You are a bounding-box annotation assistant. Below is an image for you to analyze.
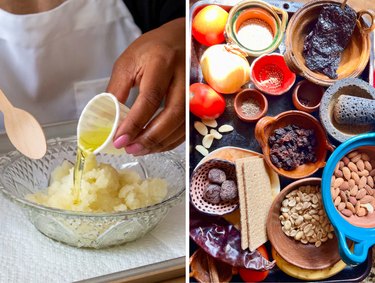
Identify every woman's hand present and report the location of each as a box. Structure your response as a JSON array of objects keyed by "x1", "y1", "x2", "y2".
[{"x1": 107, "y1": 17, "x2": 185, "y2": 156}]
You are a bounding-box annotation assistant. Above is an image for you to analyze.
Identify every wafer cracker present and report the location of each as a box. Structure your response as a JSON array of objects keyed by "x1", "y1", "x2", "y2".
[
  {"x1": 235, "y1": 156, "x2": 260, "y2": 250},
  {"x1": 243, "y1": 157, "x2": 273, "y2": 251}
]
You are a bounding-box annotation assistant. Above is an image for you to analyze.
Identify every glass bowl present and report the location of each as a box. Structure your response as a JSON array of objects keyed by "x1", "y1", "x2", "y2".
[{"x1": 0, "y1": 137, "x2": 185, "y2": 248}]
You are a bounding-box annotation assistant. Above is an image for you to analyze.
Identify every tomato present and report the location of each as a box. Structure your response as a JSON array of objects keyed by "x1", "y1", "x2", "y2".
[
  {"x1": 238, "y1": 245, "x2": 270, "y2": 282},
  {"x1": 192, "y1": 5, "x2": 228, "y2": 46},
  {"x1": 190, "y1": 83, "x2": 226, "y2": 119}
]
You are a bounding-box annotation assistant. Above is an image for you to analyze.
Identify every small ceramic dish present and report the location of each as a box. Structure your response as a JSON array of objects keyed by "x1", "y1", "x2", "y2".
[
  {"x1": 292, "y1": 80, "x2": 325, "y2": 113},
  {"x1": 267, "y1": 178, "x2": 343, "y2": 270},
  {"x1": 322, "y1": 133, "x2": 375, "y2": 265},
  {"x1": 225, "y1": 0, "x2": 288, "y2": 57},
  {"x1": 255, "y1": 110, "x2": 333, "y2": 179},
  {"x1": 190, "y1": 159, "x2": 238, "y2": 215},
  {"x1": 234, "y1": 88, "x2": 268, "y2": 122},
  {"x1": 250, "y1": 53, "x2": 296, "y2": 96}
]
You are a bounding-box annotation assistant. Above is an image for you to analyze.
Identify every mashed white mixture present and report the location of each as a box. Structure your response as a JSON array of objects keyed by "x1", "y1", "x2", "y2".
[{"x1": 27, "y1": 154, "x2": 168, "y2": 212}]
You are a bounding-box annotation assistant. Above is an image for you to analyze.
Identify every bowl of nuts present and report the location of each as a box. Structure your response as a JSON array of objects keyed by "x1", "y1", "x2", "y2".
[
  {"x1": 322, "y1": 132, "x2": 375, "y2": 265},
  {"x1": 190, "y1": 159, "x2": 239, "y2": 215},
  {"x1": 267, "y1": 177, "x2": 343, "y2": 271}
]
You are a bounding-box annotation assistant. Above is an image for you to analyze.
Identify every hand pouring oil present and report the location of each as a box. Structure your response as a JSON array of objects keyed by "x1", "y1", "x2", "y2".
[{"x1": 73, "y1": 127, "x2": 113, "y2": 204}]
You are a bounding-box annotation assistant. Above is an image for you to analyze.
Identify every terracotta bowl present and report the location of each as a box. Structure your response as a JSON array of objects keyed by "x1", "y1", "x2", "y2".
[
  {"x1": 190, "y1": 159, "x2": 238, "y2": 215},
  {"x1": 284, "y1": 0, "x2": 375, "y2": 86},
  {"x1": 255, "y1": 110, "x2": 333, "y2": 179},
  {"x1": 250, "y1": 53, "x2": 296, "y2": 96},
  {"x1": 292, "y1": 80, "x2": 325, "y2": 113},
  {"x1": 267, "y1": 178, "x2": 343, "y2": 270},
  {"x1": 234, "y1": 88, "x2": 268, "y2": 122}
]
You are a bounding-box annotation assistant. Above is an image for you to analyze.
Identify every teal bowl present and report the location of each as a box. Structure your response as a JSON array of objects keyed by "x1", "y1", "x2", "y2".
[{"x1": 322, "y1": 133, "x2": 375, "y2": 265}]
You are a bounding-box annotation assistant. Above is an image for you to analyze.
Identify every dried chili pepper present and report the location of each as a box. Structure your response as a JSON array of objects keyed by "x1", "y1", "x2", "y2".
[
  {"x1": 190, "y1": 205, "x2": 275, "y2": 270},
  {"x1": 303, "y1": 4, "x2": 356, "y2": 79}
]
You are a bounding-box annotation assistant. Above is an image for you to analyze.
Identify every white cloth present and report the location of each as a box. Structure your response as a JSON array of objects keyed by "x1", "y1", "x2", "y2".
[
  {"x1": 0, "y1": 197, "x2": 185, "y2": 283},
  {"x1": 0, "y1": 0, "x2": 141, "y2": 129}
]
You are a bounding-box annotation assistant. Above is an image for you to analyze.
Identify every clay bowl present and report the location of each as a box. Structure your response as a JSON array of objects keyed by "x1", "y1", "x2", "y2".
[
  {"x1": 284, "y1": 0, "x2": 375, "y2": 86},
  {"x1": 255, "y1": 110, "x2": 333, "y2": 179},
  {"x1": 322, "y1": 133, "x2": 375, "y2": 264},
  {"x1": 190, "y1": 159, "x2": 238, "y2": 215},
  {"x1": 319, "y1": 78, "x2": 375, "y2": 143},
  {"x1": 234, "y1": 88, "x2": 268, "y2": 122},
  {"x1": 267, "y1": 177, "x2": 343, "y2": 270},
  {"x1": 250, "y1": 53, "x2": 296, "y2": 96},
  {"x1": 292, "y1": 80, "x2": 325, "y2": 113}
]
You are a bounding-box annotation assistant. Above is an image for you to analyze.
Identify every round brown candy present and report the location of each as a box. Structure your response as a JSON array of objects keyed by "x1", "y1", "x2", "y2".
[
  {"x1": 203, "y1": 184, "x2": 221, "y2": 204},
  {"x1": 208, "y1": 168, "x2": 226, "y2": 184},
  {"x1": 220, "y1": 180, "x2": 238, "y2": 202}
]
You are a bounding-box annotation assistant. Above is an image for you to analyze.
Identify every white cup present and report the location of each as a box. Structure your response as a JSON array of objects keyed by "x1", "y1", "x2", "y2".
[{"x1": 77, "y1": 92, "x2": 129, "y2": 155}]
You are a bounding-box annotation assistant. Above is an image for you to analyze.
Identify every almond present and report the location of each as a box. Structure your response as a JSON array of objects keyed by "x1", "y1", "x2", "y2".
[
  {"x1": 356, "y1": 160, "x2": 364, "y2": 171},
  {"x1": 343, "y1": 157, "x2": 350, "y2": 165},
  {"x1": 210, "y1": 129, "x2": 222, "y2": 140},
  {"x1": 195, "y1": 145, "x2": 208, "y2": 156},
  {"x1": 356, "y1": 188, "x2": 367, "y2": 200},
  {"x1": 367, "y1": 176, "x2": 374, "y2": 188},
  {"x1": 194, "y1": 121, "x2": 208, "y2": 136},
  {"x1": 359, "y1": 195, "x2": 374, "y2": 204},
  {"x1": 218, "y1": 124, "x2": 233, "y2": 133},
  {"x1": 361, "y1": 153, "x2": 370, "y2": 161},
  {"x1": 364, "y1": 161, "x2": 372, "y2": 171},
  {"x1": 347, "y1": 151, "x2": 359, "y2": 159},
  {"x1": 352, "y1": 172, "x2": 360, "y2": 184},
  {"x1": 334, "y1": 196, "x2": 341, "y2": 206},
  {"x1": 335, "y1": 169, "x2": 343, "y2": 178},
  {"x1": 358, "y1": 170, "x2": 369, "y2": 177},
  {"x1": 349, "y1": 196, "x2": 357, "y2": 206},
  {"x1": 339, "y1": 161, "x2": 345, "y2": 169},
  {"x1": 359, "y1": 176, "x2": 367, "y2": 189},
  {"x1": 341, "y1": 209, "x2": 353, "y2": 217},
  {"x1": 370, "y1": 169, "x2": 375, "y2": 177},
  {"x1": 333, "y1": 177, "x2": 344, "y2": 188},
  {"x1": 337, "y1": 202, "x2": 346, "y2": 211},
  {"x1": 364, "y1": 185, "x2": 374, "y2": 196},
  {"x1": 350, "y1": 185, "x2": 358, "y2": 196},
  {"x1": 202, "y1": 134, "x2": 214, "y2": 149},
  {"x1": 201, "y1": 119, "x2": 218, "y2": 128},
  {"x1": 351, "y1": 154, "x2": 362, "y2": 163},
  {"x1": 342, "y1": 167, "x2": 351, "y2": 181},
  {"x1": 348, "y1": 179, "x2": 356, "y2": 188},
  {"x1": 348, "y1": 162, "x2": 358, "y2": 172},
  {"x1": 339, "y1": 181, "x2": 350, "y2": 191},
  {"x1": 346, "y1": 202, "x2": 356, "y2": 213},
  {"x1": 340, "y1": 191, "x2": 347, "y2": 203}
]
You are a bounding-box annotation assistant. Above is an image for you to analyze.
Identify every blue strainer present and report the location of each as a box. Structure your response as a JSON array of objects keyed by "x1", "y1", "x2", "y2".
[{"x1": 322, "y1": 132, "x2": 375, "y2": 265}]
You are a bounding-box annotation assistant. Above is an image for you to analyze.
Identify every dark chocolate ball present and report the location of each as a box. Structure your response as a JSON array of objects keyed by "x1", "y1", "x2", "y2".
[
  {"x1": 208, "y1": 168, "x2": 226, "y2": 184},
  {"x1": 203, "y1": 184, "x2": 221, "y2": 204},
  {"x1": 220, "y1": 180, "x2": 238, "y2": 202}
]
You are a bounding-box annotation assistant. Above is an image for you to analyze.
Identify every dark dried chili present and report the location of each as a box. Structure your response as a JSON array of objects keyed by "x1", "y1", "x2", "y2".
[
  {"x1": 190, "y1": 205, "x2": 275, "y2": 271},
  {"x1": 303, "y1": 4, "x2": 356, "y2": 79}
]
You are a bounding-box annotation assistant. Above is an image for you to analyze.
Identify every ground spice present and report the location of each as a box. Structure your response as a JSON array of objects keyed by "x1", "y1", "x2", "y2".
[{"x1": 241, "y1": 98, "x2": 260, "y2": 117}]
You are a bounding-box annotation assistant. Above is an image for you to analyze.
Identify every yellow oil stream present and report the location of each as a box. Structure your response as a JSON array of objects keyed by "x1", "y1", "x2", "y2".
[{"x1": 72, "y1": 127, "x2": 112, "y2": 204}]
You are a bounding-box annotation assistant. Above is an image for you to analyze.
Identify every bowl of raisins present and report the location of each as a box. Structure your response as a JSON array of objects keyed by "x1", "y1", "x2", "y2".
[{"x1": 255, "y1": 110, "x2": 334, "y2": 179}]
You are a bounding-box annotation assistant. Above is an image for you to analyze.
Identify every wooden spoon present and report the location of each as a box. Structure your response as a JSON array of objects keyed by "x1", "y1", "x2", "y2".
[{"x1": 0, "y1": 89, "x2": 46, "y2": 159}]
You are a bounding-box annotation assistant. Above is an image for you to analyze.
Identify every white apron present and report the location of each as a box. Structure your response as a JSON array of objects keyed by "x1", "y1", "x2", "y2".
[{"x1": 0, "y1": 0, "x2": 141, "y2": 130}]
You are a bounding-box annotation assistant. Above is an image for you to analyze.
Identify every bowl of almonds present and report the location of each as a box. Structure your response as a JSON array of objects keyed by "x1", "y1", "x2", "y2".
[
  {"x1": 267, "y1": 177, "x2": 344, "y2": 271},
  {"x1": 322, "y1": 132, "x2": 375, "y2": 265}
]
